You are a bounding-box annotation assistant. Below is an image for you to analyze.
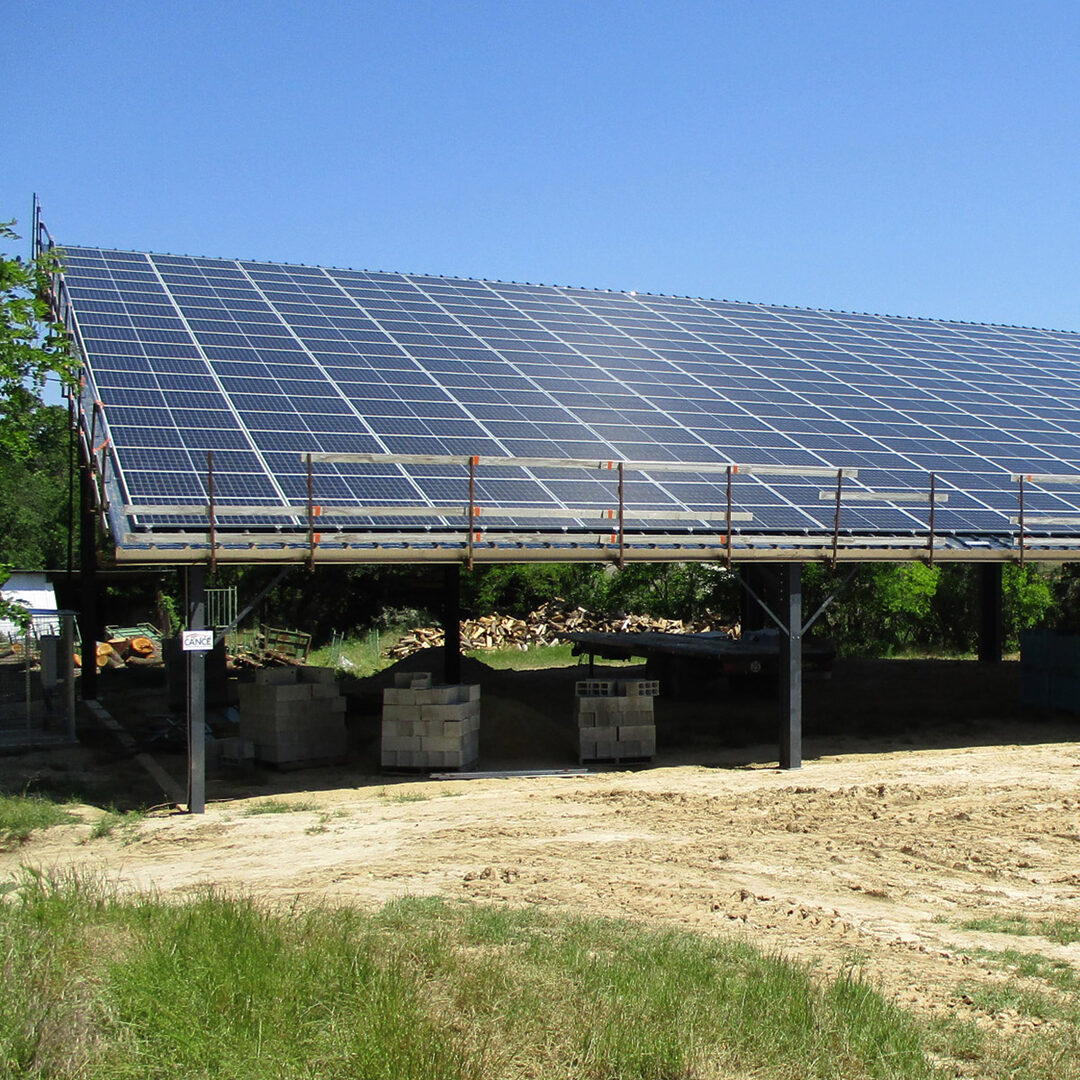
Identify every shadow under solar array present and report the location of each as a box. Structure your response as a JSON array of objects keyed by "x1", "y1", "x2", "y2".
[{"x1": 57, "y1": 245, "x2": 1080, "y2": 558}]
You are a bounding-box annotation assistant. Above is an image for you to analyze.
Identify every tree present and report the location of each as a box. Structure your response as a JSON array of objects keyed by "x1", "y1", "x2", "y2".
[{"x1": 0, "y1": 218, "x2": 76, "y2": 629}]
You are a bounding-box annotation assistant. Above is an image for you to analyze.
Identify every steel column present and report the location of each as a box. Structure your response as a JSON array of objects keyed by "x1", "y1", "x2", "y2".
[
  {"x1": 779, "y1": 562, "x2": 803, "y2": 770},
  {"x1": 60, "y1": 613, "x2": 77, "y2": 740},
  {"x1": 186, "y1": 564, "x2": 207, "y2": 814},
  {"x1": 78, "y1": 459, "x2": 98, "y2": 701},
  {"x1": 443, "y1": 563, "x2": 462, "y2": 685},
  {"x1": 977, "y1": 563, "x2": 1004, "y2": 664}
]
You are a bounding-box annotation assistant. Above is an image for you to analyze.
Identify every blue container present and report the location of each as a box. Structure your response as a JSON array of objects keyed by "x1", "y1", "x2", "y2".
[
  {"x1": 1050, "y1": 673, "x2": 1080, "y2": 714},
  {"x1": 1020, "y1": 669, "x2": 1051, "y2": 709}
]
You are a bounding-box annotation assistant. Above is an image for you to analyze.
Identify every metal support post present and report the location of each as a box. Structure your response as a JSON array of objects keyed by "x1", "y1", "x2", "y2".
[
  {"x1": 779, "y1": 563, "x2": 803, "y2": 770},
  {"x1": 977, "y1": 563, "x2": 1004, "y2": 664},
  {"x1": 61, "y1": 613, "x2": 77, "y2": 740},
  {"x1": 186, "y1": 564, "x2": 207, "y2": 814},
  {"x1": 78, "y1": 459, "x2": 98, "y2": 701},
  {"x1": 443, "y1": 563, "x2": 462, "y2": 686}
]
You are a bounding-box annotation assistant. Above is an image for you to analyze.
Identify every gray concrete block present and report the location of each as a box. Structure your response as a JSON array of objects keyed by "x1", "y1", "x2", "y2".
[
  {"x1": 394, "y1": 671, "x2": 432, "y2": 689},
  {"x1": 382, "y1": 703, "x2": 422, "y2": 724},
  {"x1": 382, "y1": 734, "x2": 421, "y2": 752},
  {"x1": 254, "y1": 668, "x2": 299, "y2": 686},
  {"x1": 298, "y1": 666, "x2": 337, "y2": 685}
]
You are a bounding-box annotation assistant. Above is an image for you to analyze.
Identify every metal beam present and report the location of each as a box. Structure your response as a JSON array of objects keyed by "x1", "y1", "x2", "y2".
[
  {"x1": 779, "y1": 563, "x2": 803, "y2": 770},
  {"x1": 186, "y1": 565, "x2": 206, "y2": 814},
  {"x1": 79, "y1": 457, "x2": 98, "y2": 701}
]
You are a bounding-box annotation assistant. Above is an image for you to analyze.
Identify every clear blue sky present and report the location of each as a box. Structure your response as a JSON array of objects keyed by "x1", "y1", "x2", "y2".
[{"x1": 5, "y1": 0, "x2": 1080, "y2": 331}]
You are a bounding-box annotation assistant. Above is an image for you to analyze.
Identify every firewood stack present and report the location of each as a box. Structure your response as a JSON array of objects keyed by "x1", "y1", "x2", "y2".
[{"x1": 385, "y1": 601, "x2": 735, "y2": 659}]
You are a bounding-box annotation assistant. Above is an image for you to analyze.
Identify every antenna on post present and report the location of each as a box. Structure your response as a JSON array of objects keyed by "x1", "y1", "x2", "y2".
[{"x1": 31, "y1": 194, "x2": 41, "y2": 259}]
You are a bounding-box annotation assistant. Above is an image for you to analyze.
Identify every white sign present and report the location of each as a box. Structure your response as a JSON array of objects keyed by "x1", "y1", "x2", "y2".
[{"x1": 181, "y1": 630, "x2": 215, "y2": 652}]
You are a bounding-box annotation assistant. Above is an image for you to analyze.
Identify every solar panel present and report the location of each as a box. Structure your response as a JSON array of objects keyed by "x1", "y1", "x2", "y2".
[{"x1": 55, "y1": 245, "x2": 1080, "y2": 562}]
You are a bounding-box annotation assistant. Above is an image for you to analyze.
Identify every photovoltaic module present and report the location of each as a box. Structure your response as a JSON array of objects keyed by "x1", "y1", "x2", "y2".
[{"x1": 56, "y1": 245, "x2": 1080, "y2": 562}]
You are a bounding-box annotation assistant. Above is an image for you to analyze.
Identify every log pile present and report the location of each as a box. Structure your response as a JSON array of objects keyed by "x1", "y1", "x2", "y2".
[
  {"x1": 385, "y1": 601, "x2": 735, "y2": 660},
  {"x1": 76, "y1": 633, "x2": 162, "y2": 670},
  {"x1": 229, "y1": 646, "x2": 303, "y2": 670}
]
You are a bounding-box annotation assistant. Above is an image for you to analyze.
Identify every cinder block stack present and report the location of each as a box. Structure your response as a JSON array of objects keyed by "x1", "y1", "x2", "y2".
[
  {"x1": 381, "y1": 671, "x2": 480, "y2": 770},
  {"x1": 238, "y1": 665, "x2": 347, "y2": 767},
  {"x1": 576, "y1": 678, "x2": 659, "y2": 763}
]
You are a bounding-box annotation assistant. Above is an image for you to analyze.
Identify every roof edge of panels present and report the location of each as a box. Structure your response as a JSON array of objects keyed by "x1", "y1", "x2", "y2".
[
  {"x1": 105, "y1": 534, "x2": 1080, "y2": 566},
  {"x1": 59, "y1": 244, "x2": 1080, "y2": 337}
]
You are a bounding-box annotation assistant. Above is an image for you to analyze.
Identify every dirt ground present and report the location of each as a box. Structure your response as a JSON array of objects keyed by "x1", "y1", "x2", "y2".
[{"x1": 4, "y1": 655, "x2": 1080, "y2": 1039}]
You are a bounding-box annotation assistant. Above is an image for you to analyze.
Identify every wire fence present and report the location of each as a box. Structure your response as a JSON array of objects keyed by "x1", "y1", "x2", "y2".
[{"x1": 0, "y1": 612, "x2": 79, "y2": 749}]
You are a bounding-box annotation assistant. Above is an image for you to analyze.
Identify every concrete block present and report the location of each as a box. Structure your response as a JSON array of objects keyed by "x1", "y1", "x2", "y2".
[
  {"x1": 219, "y1": 736, "x2": 255, "y2": 762},
  {"x1": 254, "y1": 668, "x2": 299, "y2": 686},
  {"x1": 580, "y1": 738, "x2": 620, "y2": 760},
  {"x1": 421, "y1": 702, "x2": 471, "y2": 723},
  {"x1": 381, "y1": 719, "x2": 419, "y2": 738},
  {"x1": 443, "y1": 748, "x2": 477, "y2": 768},
  {"x1": 382, "y1": 703, "x2": 421, "y2": 724},
  {"x1": 576, "y1": 679, "x2": 614, "y2": 697},
  {"x1": 618, "y1": 724, "x2": 655, "y2": 742},
  {"x1": 620, "y1": 679, "x2": 660, "y2": 698},
  {"x1": 416, "y1": 685, "x2": 464, "y2": 704},
  {"x1": 381, "y1": 734, "x2": 421, "y2": 752},
  {"x1": 257, "y1": 683, "x2": 313, "y2": 703},
  {"x1": 421, "y1": 735, "x2": 460, "y2": 753},
  {"x1": 298, "y1": 665, "x2": 337, "y2": 685},
  {"x1": 442, "y1": 718, "x2": 480, "y2": 738},
  {"x1": 394, "y1": 671, "x2": 432, "y2": 689}
]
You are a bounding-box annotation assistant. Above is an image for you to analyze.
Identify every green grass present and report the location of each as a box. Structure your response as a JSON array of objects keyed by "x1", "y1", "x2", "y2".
[
  {"x1": 88, "y1": 807, "x2": 147, "y2": 843},
  {"x1": 307, "y1": 626, "x2": 404, "y2": 677},
  {"x1": 967, "y1": 946, "x2": 1080, "y2": 994},
  {"x1": 308, "y1": 630, "x2": 639, "y2": 675},
  {"x1": 0, "y1": 792, "x2": 79, "y2": 848},
  {"x1": 958, "y1": 913, "x2": 1080, "y2": 947},
  {"x1": 377, "y1": 787, "x2": 430, "y2": 803},
  {"x1": 239, "y1": 798, "x2": 319, "y2": 816},
  {"x1": 0, "y1": 874, "x2": 949, "y2": 1080}
]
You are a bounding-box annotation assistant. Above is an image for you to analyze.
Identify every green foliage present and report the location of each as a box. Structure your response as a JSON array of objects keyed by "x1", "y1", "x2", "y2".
[
  {"x1": 461, "y1": 563, "x2": 599, "y2": 616},
  {"x1": 1, "y1": 220, "x2": 75, "y2": 459},
  {"x1": 1050, "y1": 564, "x2": 1080, "y2": 634},
  {"x1": 1002, "y1": 563, "x2": 1054, "y2": 643},
  {"x1": 1, "y1": 219, "x2": 76, "y2": 629},
  {"x1": 461, "y1": 562, "x2": 739, "y2": 622},
  {"x1": 210, "y1": 564, "x2": 434, "y2": 645},
  {"x1": 0, "y1": 403, "x2": 73, "y2": 570},
  {"x1": 805, "y1": 563, "x2": 1054, "y2": 656}
]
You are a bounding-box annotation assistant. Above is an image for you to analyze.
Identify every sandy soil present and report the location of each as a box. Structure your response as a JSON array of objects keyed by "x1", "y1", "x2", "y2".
[{"x1": 4, "y1": 657, "x2": 1080, "y2": 1040}]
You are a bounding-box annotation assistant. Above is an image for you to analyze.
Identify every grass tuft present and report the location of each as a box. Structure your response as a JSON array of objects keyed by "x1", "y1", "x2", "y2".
[
  {"x1": 88, "y1": 807, "x2": 146, "y2": 842},
  {"x1": 958, "y1": 913, "x2": 1080, "y2": 947},
  {"x1": 240, "y1": 799, "x2": 319, "y2": 817},
  {"x1": 0, "y1": 792, "x2": 79, "y2": 848}
]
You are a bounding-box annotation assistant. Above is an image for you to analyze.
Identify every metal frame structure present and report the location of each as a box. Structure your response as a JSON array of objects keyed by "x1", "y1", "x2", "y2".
[{"x1": 35, "y1": 208, "x2": 1077, "y2": 810}]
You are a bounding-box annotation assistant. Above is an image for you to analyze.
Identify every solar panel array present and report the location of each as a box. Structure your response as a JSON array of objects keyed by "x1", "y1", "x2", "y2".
[{"x1": 59, "y1": 245, "x2": 1080, "y2": 550}]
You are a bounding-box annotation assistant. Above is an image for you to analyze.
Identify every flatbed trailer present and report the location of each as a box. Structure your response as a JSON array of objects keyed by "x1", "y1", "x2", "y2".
[{"x1": 565, "y1": 630, "x2": 835, "y2": 695}]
